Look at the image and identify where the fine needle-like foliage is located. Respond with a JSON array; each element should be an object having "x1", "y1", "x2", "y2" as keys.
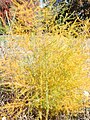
[{"x1": 0, "y1": 0, "x2": 90, "y2": 120}]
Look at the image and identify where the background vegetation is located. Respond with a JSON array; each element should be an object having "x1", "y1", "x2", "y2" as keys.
[{"x1": 0, "y1": 0, "x2": 90, "y2": 119}]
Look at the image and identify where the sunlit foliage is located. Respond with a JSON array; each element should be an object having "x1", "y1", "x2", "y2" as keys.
[{"x1": 0, "y1": 0, "x2": 90, "y2": 119}]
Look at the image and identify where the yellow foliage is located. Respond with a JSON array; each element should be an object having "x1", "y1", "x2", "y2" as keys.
[
  {"x1": 0, "y1": 1, "x2": 90, "y2": 119},
  {"x1": 0, "y1": 30, "x2": 90, "y2": 119}
]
